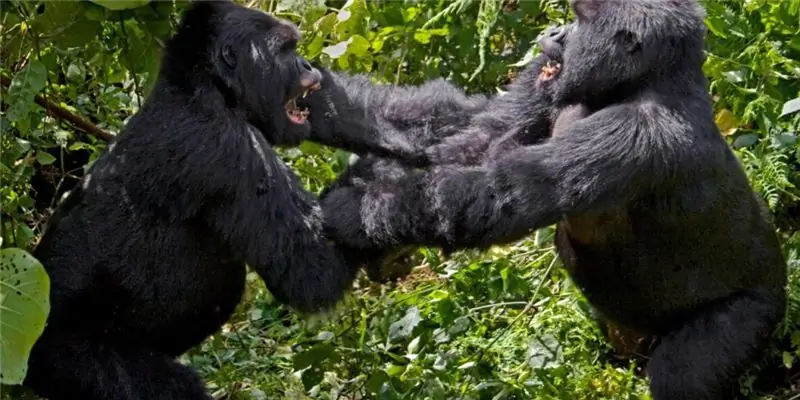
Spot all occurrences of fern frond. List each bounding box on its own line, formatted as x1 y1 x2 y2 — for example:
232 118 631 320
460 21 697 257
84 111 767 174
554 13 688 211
782 244 800 331
740 146 796 209
423 0 476 29
469 0 502 82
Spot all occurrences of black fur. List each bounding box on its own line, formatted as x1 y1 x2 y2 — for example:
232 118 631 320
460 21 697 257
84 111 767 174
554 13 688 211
24 2 357 399
297 60 499 279
302 69 490 165
319 1 788 398
300 32 569 280
426 23 576 165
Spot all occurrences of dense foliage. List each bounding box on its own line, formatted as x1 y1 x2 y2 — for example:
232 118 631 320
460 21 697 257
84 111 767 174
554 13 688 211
1 0 798 399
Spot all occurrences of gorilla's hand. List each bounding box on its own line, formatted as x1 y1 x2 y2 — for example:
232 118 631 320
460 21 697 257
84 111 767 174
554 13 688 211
423 50 561 167
425 131 493 166
301 67 434 167
320 185 377 251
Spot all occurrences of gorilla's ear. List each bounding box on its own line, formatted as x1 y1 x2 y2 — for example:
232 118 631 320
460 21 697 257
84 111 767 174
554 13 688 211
221 44 236 69
571 0 603 21
614 29 641 54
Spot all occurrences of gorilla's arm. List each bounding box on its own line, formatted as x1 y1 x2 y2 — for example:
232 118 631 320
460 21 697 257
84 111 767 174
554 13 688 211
423 24 572 165
303 68 488 166
321 104 673 251
203 126 358 313
424 60 556 165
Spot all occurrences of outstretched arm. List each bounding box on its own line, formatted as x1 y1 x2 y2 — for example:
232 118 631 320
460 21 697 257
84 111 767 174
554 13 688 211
424 24 572 165
203 126 359 313
302 68 489 166
321 104 674 252
423 56 557 165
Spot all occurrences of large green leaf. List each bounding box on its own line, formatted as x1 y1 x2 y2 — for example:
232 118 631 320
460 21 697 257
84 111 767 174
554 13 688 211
5 60 48 123
0 248 50 385
780 97 800 118
89 0 151 11
388 306 421 342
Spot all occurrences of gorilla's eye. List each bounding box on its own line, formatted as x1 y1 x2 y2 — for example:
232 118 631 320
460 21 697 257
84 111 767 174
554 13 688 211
280 38 298 54
221 45 236 69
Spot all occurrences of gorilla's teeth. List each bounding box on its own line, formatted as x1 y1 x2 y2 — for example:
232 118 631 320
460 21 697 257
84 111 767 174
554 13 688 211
302 90 309 98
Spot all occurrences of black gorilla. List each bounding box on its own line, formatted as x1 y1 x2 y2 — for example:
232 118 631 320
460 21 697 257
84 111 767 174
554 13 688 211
426 23 581 166
296 26 574 281
24 2 358 399
290 59 494 280
314 0 788 398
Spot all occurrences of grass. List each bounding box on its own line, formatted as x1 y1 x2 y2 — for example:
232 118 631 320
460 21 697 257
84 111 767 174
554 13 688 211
186 227 800 400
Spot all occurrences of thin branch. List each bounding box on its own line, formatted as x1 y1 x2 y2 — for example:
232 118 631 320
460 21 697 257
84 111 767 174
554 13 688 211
1 75 114 142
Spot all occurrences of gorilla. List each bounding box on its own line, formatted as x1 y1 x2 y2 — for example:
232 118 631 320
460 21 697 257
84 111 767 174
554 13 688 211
297 25 576 281
311 0 789 398
24 2 359 399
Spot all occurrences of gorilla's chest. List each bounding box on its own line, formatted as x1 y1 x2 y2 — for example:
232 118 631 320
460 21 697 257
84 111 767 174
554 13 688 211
553 212 670 332
555 210 630 285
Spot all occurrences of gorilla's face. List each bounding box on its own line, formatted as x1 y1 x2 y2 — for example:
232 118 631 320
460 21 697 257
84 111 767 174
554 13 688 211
212 5 323 146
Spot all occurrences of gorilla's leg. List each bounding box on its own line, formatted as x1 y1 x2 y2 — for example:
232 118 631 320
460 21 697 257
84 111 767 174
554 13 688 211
647 288 785 400
25 330 211 400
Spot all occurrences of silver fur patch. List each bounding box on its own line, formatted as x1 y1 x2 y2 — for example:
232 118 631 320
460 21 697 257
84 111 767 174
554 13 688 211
247 126 270 173
250 42 264 62
360 187 398 245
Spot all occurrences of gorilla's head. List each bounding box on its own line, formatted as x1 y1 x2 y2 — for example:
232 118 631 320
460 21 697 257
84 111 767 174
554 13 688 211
554 0 707 105
162 0 322 146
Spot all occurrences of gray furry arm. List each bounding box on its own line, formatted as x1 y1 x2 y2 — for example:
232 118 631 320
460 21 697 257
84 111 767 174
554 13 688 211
303 68 489 166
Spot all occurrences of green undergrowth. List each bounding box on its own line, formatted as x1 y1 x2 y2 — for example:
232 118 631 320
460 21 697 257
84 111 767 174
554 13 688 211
186 224 800 400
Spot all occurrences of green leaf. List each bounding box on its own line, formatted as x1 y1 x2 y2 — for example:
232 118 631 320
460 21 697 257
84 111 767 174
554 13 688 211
56 19 103 48
335 0 367 36
322 40 350 59
732 133 758 149
300 366 323 390
90 0 151 11
27 2 102 48
143 18 173 40
6 60 48 122
0 248 50 385
66 63 85 83
313 13 338 37
83 3 108 21
379 382 402 400
704 16 728 38
783 351 795 369
8 138 32 160
366 370 390 394
31 2 82 35
36 152 57 165
775 133 797 147
292 343 337 370
413 28 448 45
384 363 406 377
722 70 745 83
347 35 371 57
779 97 800 118
13 225 36 249
388 306 421 342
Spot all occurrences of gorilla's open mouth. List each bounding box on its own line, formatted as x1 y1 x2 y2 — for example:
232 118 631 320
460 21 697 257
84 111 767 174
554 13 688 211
285 81 321 124
539 60 562 81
